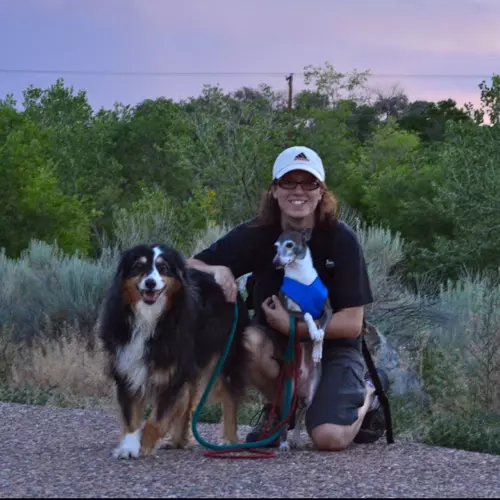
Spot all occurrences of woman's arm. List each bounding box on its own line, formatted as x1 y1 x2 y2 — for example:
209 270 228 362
186 221 255 303
186 258 238 303
294 306 364 340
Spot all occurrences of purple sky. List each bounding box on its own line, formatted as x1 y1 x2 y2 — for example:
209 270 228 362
1 0 499 112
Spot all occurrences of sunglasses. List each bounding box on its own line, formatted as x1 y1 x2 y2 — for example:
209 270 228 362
276 179 321 191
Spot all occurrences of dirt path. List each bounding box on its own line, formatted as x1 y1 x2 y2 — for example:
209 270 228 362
1 402 499 498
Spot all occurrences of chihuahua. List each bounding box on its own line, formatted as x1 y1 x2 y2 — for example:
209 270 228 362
272 227 333 450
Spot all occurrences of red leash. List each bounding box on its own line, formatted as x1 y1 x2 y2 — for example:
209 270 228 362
204 340 302 460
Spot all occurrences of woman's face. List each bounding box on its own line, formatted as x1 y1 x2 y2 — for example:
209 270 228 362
271 170 324 224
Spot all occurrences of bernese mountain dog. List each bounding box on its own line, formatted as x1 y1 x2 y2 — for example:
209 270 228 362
98 243 250 459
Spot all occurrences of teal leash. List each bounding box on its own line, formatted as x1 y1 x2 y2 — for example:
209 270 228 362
191 301 297 458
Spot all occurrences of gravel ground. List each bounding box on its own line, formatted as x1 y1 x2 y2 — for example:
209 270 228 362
1 402 500 498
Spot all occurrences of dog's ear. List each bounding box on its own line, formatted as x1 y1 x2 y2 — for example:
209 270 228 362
115 250 128 279
302 227 312 242
171 249 190 286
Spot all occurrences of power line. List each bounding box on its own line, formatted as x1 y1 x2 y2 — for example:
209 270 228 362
0 68 496 79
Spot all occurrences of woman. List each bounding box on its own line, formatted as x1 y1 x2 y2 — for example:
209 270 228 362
187 145 388 451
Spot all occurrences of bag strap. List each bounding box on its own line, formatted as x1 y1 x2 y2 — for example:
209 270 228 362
361 319 394 444
321 223 394 444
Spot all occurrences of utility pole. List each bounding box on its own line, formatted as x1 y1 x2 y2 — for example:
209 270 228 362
286 73 294 141
286 73 293 113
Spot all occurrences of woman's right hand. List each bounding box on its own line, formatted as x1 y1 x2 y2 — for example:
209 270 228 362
212 265 238 303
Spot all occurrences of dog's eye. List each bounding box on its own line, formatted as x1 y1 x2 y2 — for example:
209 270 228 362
133 260 147 270
285 242 294 249
156 263 169 275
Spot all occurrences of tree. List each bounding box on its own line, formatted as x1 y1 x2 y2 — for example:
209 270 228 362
303 61 371 106
20 79 124 235
342 120 448 248
372 85 410 119
398 99 471 142
185 85 288 224
0 107 93 256
294 90 330 113
113 97 194 205
478 74 500 125
427 121 500 279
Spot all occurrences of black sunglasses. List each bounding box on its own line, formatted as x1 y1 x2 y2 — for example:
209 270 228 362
276 179 321 191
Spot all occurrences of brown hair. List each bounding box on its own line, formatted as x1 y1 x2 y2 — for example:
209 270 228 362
252 181 339 228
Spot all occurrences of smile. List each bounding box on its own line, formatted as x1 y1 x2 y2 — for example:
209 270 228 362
289 200 307 205
138 286 166 305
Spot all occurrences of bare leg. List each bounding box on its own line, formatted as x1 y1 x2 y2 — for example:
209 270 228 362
311 383 376 451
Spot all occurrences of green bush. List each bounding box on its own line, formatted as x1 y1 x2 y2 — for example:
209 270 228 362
110 183 220 256
431 271 500 413
0 240 117 343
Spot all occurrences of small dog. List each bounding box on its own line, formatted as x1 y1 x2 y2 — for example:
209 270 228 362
272 227 333 450
99 243 250 459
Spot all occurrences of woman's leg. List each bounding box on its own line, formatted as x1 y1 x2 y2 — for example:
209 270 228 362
305 346 383 451
243 325 388 450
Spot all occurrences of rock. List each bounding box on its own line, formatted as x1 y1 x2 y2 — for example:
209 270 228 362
362 320 430 406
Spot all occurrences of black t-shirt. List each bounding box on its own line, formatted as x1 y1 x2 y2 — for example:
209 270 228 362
193 218 373 350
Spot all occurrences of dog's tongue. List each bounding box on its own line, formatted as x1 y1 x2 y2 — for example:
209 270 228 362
143 290 160 304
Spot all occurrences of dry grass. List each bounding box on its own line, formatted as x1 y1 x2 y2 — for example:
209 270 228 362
7 325 112 400
1 224 499 453
0 324 261 423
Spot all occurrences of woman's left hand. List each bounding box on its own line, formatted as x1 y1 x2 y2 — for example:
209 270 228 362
261 295 290 335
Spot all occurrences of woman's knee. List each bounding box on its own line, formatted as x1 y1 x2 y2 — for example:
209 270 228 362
310 424 352 452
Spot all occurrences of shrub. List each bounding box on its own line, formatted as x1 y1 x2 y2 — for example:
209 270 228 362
111 184 220 256
9 325 110 397
0 240 117 343
1 213 499 456
354 218 500 454
431 271 500 413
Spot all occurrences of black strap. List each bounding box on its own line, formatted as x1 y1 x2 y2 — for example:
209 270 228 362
361 335 394 444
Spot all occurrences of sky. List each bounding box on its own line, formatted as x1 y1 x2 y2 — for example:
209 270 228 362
1 0 499 112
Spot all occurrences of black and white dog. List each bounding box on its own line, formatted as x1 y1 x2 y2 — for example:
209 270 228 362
273 228 333 450
99 244 250 459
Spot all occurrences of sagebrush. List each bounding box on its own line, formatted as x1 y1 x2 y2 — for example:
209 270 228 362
1 212 499 454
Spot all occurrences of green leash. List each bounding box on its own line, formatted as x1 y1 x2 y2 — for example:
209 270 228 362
191 301 296 456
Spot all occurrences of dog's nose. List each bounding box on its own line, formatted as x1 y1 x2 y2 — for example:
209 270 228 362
145 278 156 290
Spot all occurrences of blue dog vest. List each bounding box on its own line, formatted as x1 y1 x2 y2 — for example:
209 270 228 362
280 276 329 320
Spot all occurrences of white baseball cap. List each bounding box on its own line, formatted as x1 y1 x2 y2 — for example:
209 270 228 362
272 146 325 183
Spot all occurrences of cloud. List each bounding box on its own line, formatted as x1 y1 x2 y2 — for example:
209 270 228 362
330 2 500 56
1 0 496 110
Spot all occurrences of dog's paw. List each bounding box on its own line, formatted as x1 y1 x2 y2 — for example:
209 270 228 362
167 434 196 450
311 328 324 343
312 340 323 363
220 437 239 446
279 441 291 452
139 443 159 458
290 427 302 449
113 431 141 459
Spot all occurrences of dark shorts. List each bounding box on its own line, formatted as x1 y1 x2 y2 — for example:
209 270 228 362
257 322 367 433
